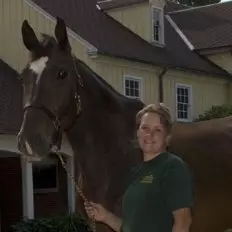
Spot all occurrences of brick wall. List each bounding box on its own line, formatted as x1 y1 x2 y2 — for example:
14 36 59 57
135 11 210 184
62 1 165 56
34 162 68 217
0 156 22 232
0 153 69 232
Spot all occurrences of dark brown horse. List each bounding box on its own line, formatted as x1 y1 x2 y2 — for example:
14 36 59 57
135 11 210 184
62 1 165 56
18 17 232 232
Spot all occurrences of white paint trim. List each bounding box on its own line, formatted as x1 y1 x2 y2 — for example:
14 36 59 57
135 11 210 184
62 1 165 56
21 158 34 219
175 83 193 122
151 6 165 47
0 134 73 157
166 15 195 51
123 75 144 101
23 0 98 53
67 155 76 213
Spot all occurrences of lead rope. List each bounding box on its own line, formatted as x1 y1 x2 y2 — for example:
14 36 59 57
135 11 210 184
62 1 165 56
56 152 96 232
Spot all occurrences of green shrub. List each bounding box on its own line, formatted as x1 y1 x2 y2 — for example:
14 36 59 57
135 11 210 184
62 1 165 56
195 105 232 122
11 213 93 232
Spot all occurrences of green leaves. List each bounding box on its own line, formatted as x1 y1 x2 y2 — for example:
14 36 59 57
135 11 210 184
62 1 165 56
195 105 232 122
11 213 93 232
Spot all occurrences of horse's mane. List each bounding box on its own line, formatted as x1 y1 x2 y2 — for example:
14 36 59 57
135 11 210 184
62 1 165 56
37 33 144 109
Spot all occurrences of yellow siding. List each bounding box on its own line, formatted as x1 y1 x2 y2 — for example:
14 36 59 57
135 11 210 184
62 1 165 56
95 55 160 104
0 0 230 122
207 52 232 74
163 70 228 120
0 0 96 73
107 3 152 42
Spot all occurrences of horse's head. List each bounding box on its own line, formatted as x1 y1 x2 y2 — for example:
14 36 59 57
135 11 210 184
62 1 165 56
18 17 82 161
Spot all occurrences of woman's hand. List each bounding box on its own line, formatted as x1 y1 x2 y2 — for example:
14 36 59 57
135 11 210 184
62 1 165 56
84 201 123 232
84 201 109 223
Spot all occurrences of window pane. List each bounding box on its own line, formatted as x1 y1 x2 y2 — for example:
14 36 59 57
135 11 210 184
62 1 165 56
135 89 139 97
125 80 129 88
184 112 188 119
33 164 57 189
134 81 139 89
124 78 141 98
125 88 130 96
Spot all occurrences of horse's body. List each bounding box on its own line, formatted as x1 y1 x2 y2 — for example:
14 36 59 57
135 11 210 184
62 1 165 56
17 18 232 232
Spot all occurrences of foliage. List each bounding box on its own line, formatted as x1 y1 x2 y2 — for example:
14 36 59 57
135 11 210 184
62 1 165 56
11 213 93 232
174 0 219 7
195 105 232 122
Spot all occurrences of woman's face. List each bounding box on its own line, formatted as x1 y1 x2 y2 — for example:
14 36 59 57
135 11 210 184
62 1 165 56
137 112 168 156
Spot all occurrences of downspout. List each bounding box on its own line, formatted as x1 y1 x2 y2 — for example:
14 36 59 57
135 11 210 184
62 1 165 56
158 67 167 103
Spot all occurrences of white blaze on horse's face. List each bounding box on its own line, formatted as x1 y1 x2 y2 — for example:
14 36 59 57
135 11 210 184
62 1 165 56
29 56 49 84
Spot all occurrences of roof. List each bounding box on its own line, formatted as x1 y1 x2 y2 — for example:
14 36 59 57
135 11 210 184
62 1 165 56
0 60 23 134
30 0 230 78
164 1 191 12
97 0 147 11
168 2 232 51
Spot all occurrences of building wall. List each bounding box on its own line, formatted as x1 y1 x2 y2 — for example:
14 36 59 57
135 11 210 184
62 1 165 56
34 161 68 218
0 0 230 125
207 52 232 74
0 151 69 232
206 52 232 105
163 70 228 120
0 156 22 232
106 2 152 42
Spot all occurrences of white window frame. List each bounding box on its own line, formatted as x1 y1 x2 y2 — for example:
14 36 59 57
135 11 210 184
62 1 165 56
33 158 59 193
123 75 143 100
151 6 165 46
175 83 193 122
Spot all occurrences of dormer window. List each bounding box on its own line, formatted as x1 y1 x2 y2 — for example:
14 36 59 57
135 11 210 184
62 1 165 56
152 6 164 46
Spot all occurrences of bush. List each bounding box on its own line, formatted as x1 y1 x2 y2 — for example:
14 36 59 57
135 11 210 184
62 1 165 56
195 105 232 122
11 213 93 232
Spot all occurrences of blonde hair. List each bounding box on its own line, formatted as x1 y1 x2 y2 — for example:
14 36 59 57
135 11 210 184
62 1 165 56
136 103 172 133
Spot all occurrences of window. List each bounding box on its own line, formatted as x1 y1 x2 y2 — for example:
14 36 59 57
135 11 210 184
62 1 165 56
124 76 142 99
175 84 192 122
152 7 164 46
33 159 58 193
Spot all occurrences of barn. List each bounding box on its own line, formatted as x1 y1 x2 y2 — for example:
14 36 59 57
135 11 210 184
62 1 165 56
0 59 76 231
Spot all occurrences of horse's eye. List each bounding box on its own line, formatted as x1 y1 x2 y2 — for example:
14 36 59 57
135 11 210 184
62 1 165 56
58 70 68 79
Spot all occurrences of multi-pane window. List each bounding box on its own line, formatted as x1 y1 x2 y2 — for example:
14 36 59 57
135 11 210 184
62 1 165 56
176 84 192 121
33 161 58 193
152 7 164 45
124 76 142 99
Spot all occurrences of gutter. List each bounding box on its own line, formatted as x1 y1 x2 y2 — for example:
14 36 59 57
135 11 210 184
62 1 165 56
158 67 167 103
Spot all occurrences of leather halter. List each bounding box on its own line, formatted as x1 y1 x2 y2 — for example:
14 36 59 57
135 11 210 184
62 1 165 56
23 55 83 150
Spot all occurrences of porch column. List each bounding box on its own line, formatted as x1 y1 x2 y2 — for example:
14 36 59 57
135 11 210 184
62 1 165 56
66 155 76 212
21 157 34 219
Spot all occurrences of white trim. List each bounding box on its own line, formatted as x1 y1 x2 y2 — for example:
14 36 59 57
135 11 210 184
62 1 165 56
21 158 34 219
175 83 193 122
123 75 144 101
151 6 165 47
67 155 76 213
24 0 98 54
166 15 194 51
0 134 73 157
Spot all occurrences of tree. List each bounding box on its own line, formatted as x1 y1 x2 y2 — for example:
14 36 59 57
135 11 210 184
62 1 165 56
174 0 220 7
195 105 232 122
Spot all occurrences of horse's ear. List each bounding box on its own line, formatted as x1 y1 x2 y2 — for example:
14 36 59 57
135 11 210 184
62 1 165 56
55 17 70 51
21 20 40 52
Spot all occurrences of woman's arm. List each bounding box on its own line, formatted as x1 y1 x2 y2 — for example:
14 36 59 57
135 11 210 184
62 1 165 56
103 211 122 232
172 208 192 232
85 202 122 232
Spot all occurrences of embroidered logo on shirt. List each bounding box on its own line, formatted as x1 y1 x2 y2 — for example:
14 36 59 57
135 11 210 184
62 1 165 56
140 174 154 184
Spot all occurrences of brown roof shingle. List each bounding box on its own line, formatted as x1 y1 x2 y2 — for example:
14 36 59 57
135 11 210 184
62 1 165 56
168 2 232 50
0 60 23 134
30 0 230 77
97 0 147 11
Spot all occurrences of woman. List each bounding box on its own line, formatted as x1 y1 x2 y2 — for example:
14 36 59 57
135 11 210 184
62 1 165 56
85 103 194 232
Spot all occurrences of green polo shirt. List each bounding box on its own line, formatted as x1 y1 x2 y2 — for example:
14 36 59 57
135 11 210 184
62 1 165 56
120 152 194 232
